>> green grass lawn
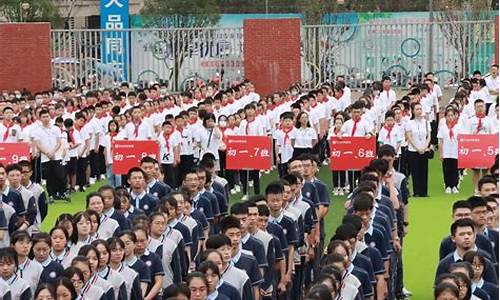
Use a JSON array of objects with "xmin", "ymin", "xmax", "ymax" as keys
[{"xmin": 41, "ymin": 157, "xmax": 472, "ymax": 300}]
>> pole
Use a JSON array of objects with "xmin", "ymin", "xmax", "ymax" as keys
[
  {"xmin": 428, "ymin": 0, "xmax": 434, "ymax": 73},
  {"xmin": 265, "ymin": 0, "xmax": 269, "ymax": 15}
]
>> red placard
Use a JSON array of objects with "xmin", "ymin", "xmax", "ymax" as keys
[
  {"xmin": 226, "ymin": 136, "xmax": 272, "ymax": 170},
  {"xmin": 112, "ymin": 140, "xmax": 159, "ymax": 174},
  {"xmin": 0, "ymin": 143, "xmax": 30, "ymax": 165},
  {"xmin": 458, "ymin": 134, "xmax": 499, "ymax": 169},
  {"xmin": 330, "ymin": 137, "xmax": 376, "ymax": 171}
]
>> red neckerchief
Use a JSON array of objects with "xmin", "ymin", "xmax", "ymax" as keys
[
  {"xmin": 2, "ymin": 121, "xmax": 13, "ymax": 141},
  {"xmin": 282, "ymin": 127, "xmax": 293, "ymax": 145},
  {"xmin": 133, "ymin": 121, "xmax": 142, "ymax": 138},
  {"xmin": 68, "ymin": 128, "xmax": 75, "ymax": 144},
  {"xmin": 446, "ymin": 120, "xmax": 457, "ymax": 139},
  {"xmin": 188, "ymin": 119, "xmax": 197, "ymax": 125},
  {"xmin": 245, "ymin": 117, "xmax": 255, "ymax": 135},
  {"xmin": 163, "ymin": 131, "xmax": 173, "ymax": 153},
  {"xmin": 383, "ymin": 88, "xmax": 390, "ymax": 98},
  {"xmin": 384, "ymin": 124, "xmax": 394, "ymax": 141},
  {"xmin": 351, "ymin": 117, "xmax": 361, "ymax": 136},
  {"xmin": 311, "ymin": 102, "xmax": 318, "ymax": 109},
  {"xmin": 228, "ymin": 98, "xmax": 234, "ymax": 105},
  {"xmin": 321, "ymin": 96, "xmax": 329, "ymax": 103},
  {"xmin": 476, "ymin": 112, "xmax": 486, "ymax": 133},
  {"xmin": 334, "ymin": 128, "xmax": 341, "ymax": 135},
  {"xmin": 177, "ymin": 127, "xmax": 184, "ymax": 136}
]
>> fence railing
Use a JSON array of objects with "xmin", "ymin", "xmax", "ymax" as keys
[{"xmin": 50, "ymin": 19, "xmax": 496, "ymax": 91}]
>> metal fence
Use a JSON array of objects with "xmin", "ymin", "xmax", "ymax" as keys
[{"xmin": 50, "ymin": 19, "xmax": 496, "ymax": 91}]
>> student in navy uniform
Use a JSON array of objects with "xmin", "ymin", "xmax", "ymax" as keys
[
  {"xmin": 198, "ymin": 261, "xmax": 236, "ymax": 300},
  {"xmin": 98, "ymin": 185, "xmax": 130, "ymax": 232},
  {"xmin": 127, "ymin": 167, "xmax": 158, "ymax": 216},
  {"xmin": 133, "ymin": 225, "xmax": 165, "ymax": 300},
  {"xmin": 31, "ymin": 232, "xmax": 64, "ymax": 285},
  {"xmin": 19, "ymin": 160, "xmax": 48, "ymax": 233},
  {"xmin": 118, "ymin": 230, "xmax": 151, "ymax": 298},
  {"xmin": 0, "ymin": 163, "xmax": 26, "ymax": 227},
  {"xmin": 182, "ymin": 168, "xmax": 214, "ymax": 230},
  {"xmin": 107, "ymin": 236, "xmax": 144, "ymax": 300},
  {"xmin": 140, "ymin": 157, "xmax": 171, "ymax": 200},
  {"xmin": 219, "ymin": 215, "xmax": 263, "ymax": 300},
  {"xmin": 449, "ymin": 262, "xmax": 493, "ymax": 300},
  {"xmin": 439, "ymin": 200, "xmax": 495, "ymax": 261},
  {"xmin": 265, "ymin": 182, "xmax": 298, "ymax": 300},
  {"xmin": 115, "ymin": 187, "xmax": 144, "ymax": 225},
  {"xmin": 469, "ymin": 196, "xmax": 499, "ymax": 264},
  {"xmin": 182, "ymin": 194, "xmax": 207, "ymax": 259},
  {"xmin": 204, "ymin": 237, "xmax": 254, "ymax": 300},
  {"xmin": 464, "ymin": 251, "xmax": 499, "ymax": 300},
  {"xmin": 230, "ymin": 202, "xmax": 268, "ymax": 270},
  {"xmin": 0, "ymin": 247, "xmax": 31, "ymax": 300},
  {"xmin": 196, "ymin": 166, "xmax": 221, "ymax": 229},
  {"xmin": 6, "ymin": 164, "xmax": 37, "ymax": 232},
  {"xmin": 435, "ymin": 219, "xmax": 498, "ymax": 285},
  {"xmin": 200, "ymin": 157, "xmax": 229, "ymax": 217}
]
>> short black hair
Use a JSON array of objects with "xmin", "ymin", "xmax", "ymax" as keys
[
  {"xmin": 452, "ymin": 200, "xmax": 472, "ymax": 213},
  {"xmin": 127, "ymin": 167, "xmax": 146, "ymax": 179},
  {"xmin": 205, "ymin": 234, "xmax": 231, "ymax": 249},
  {"xmin": 450, "ymin": 218, "xmax": 475, "ymax": 236},
  {"xmin": 377, "ymin": 144, "xmax": 396, "ymax": 158},
  {"xmin": 140, "ymin": 156, "xmax": 158, "ymax": 165},
  {"xmin": 230, "ymin": 202, "xmax": 248, "ymax": 215},
  {"xmin": 468, "ymin": 196, "xmax": 488, "ymax": 210},
  {"xmin": 342, "ymin": 214, "xmax": 362, "ymax": 232},
  {"xmin": 478, "ymin": 175, "xmax": 497, "ymax": 191},
  {"xmin": 265, "ymin": 181, "xmax": 284, "ymax": 196},
  {"xmin": 352, "ymin": 193, "xmax": 374, "ymax": 212},
  {"xmin": 219, "ymin": 215, "xmax": 241, "ymax": 233}
]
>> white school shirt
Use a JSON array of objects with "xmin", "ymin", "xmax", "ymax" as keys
[
  {"xmin": 74, "ymin": 126, "xmax": 90, "ymax": 158},
  {"xmin": 97, "ymin": 215, "xmax": 120, "ymax": 239},
  {"xmin": 159, "ymin": 235, "xmax": 178, "ymax": 288},
  {"xmin": 378, "ymin": 89, "xmax": 397, "ymax": 110},
  {"xmin": 405, "ymin": 118, "xmax": 431, "ymax": 152},
  {"xmin": 66, "ymin": 129, "xmax": 83, "ymax": 158},
  {"xmin": 17, "ymin": 258, "xmax": 43, "ymax": 294},
  {"xmin": 198, "ymin": 127, "xmax": 222, "ymax": 160},
  {"xmin": 102, "ymin": 133, "xmax": 124, "ymax": 165},
  {"xmin": 468, "ymin": 115, "xmax": 495, "ymax": 134},
  {"xmin": 0, "ymin": 203, "xmax": 15, "ymax": 248},
  {"xmin": 274, "ymin": 127, "xmax": 297, "ymax": 164},
  {"xmin": 20, "ymin": 124, "xmax": 35, "ymax": 144},
  {"xmin": 292, "ymin": 127, "xmax": 317, "ymax": 148},
  {"xmin": 340, "ymin": 118, "xmax": 373, "ymax": 137},
  {"xmin": 377, "ymin": 125, "xmax": 404, "ymax": 155},
  {"xmin": 429, "ymin": 84, "xmax": 443, "ymax": 109},
  {"xmin": 486, "ymin": 75, "xmax": 499, "ymax": 93},
  {"xmin": 32, "ymin": 124, "xmax": 64, "ymax": 163},
  {"xmin": 178, "ymin": 127, "xmax": 195, "ymax": 156},
  {"xmin": 256, "ymin": 114, "xmax": 271, "ymax": 134},
  {"xmin": 0, "ymin": 279, "xmax": 10, "ymax": 299},
  {"xmin": 0, "ymin": 123, "xmax": 21, "ymax": 142},
  {"xmin": 115, "ymin": 264, "xmax": 138, "ymax": 300},
  {"xmin": 86, "ymin": 117, "xmax": 102, "ymax": 148},
  {"xmin": 124, "ymin": 121, "xmax": 154, "ymax": 140},
  {"xmin": 470, "ymin": 89, "xmax": 491, "ymax": 103},
  {"xmin": 3, "ymin": 275, "xmax": 31, "ymax": 300},
  {"xmin": 239, "ymin": 118, "xmax": 266, "ymax": 136},
  {"xmin": 98, "ymin": 267, "xmax": 126, "ymax": 300},
  {"xmin": 221, "ymin": 263, "xmax": 251, "ymax": 299},
  {"xmin": 158, "ymin": 130, "xmax": 182, "ymax": 164},
  {"xmin": 420, "ymin": 94, "xmax": 435, "ymax": 117},
  {"xmin": 437, "ymin": 122, "xmax": 465, "ymax": 159}
]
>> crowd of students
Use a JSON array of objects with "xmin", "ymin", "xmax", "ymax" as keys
[{"xmin": 0, "ymin": 63, "xmax": 497, "ymax": 300}]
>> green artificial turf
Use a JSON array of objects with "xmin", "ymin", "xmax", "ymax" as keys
[{"xmin": 41, "ymin": 157, "xmax": 473, "ymax": 299}]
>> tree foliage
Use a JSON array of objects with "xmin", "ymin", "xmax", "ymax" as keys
[
  {"xmin": 0, "ymin": 0, "xmax": 62, "ymax": 26},
  {"xmin": 141, "ymin": 0, "xmax": 220, "ymax": 28}
]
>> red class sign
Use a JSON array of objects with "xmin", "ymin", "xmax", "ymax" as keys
[
  {"xmin": 0, "ymin": 143, "xmax": 30, "ymax": 165},
  {"xmin": 458, "ymin": 134, "xmax": 498, "ymax": 169},
  {"xmin": 226, "ymin": 136, "xmax": 272, "ymax": 170},
  {"xmin": 330, "ymin": 137, "xmax": 376, "ymax": 171},
  {"xmin": 112, "ymin": 140, "xmax": 159, "ymax": 175}
]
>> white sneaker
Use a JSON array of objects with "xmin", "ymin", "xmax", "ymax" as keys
[
  {"xmin": 230, "ymin": 189, "xmax": 237, "ymax": 195},
  {"xmin": 333, "ymin": 188, "xmax": 339, "ymax": 196},
  {"xmin": 89, "ymin": 177, "xmax": 96, "ymax": 185},
  {"xmin": 403, "ymin": 287, "xmax": 413, "ymax": 296},
  {"xmin": 452, "ymin": 187, "xmax": 459, "ymax": 194},
  {"xmin": 249, "ymin": 181, "xmax": 253, "ymax": 188},
  {"xmin": 241, "ymin": 195, "xmax": 248, "ymax": 201},
  {"xmin": 100, "ymin": 174, "xmax": 106, "ymax": 180},
  {"xmin": 322, "ymin": 160, "xmax": 329, "ymax": 166},
  {"xmin": 75, "ymin": 185, "xmax": 80, "ymax": 192},
  {"xmin": 463, "ymin": 169, "xmax": 468, "ymax": 176},
  {"xmin": 338, "ymin": 189, "xmax": 345, "ymax": 196},
  {"xmin": 445, "ymin": 187, "xmax": 452, "ymax": 194},
  {"xmin": 235, "ymin": 185, "xmax": 241, "ymax": 193},
  {"xmin": 264, "ymin": 170, "xmax": 270, "ymax": 174}
]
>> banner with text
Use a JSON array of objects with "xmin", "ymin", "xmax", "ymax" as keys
[
  {"xmin": 458, "ymin": 134, "xmax": 498, "ymax": 169},
  {"xmin": 0, "ymin": 143, "xmax": 30, "ymax": 165},
  {"xmin": 330, "ymin": 136, "xmax": 376, "ymax": 171},
  {"xmin": 226, "ymin": 136, "xmax": 272, "ymax": 170},
  {"xmin": 112, "ymin": 140, "xmax": 159, "ymax": 174}
]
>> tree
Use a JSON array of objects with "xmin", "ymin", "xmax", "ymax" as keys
[
  {"xmin": 433, "ymin": 0, "xmax": 493, "ymax": 77},
  {"xmin": 0, "ymin": 0, "xmax": 62, "ymax": 27},
  {"xmin": 140, "ymin": 0, "xmax": 221, "ymax": 90}
]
